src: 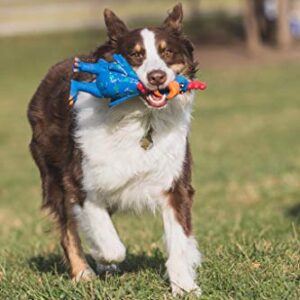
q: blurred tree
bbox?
[243,0,293,53]
[277,0,292,48]
[243,0,263,53]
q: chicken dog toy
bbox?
[69,54,206,107]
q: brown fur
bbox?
[167,141,195,236]
[61,216,90,279]
[27,3,196,278]
[114,27,197,77]
[28,58,89,274]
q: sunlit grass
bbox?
[0,31,299,299]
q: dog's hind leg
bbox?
[29,141,95,281]
[60,211,96,281]
[73,193,126,266]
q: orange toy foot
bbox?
[68,96,74,107]
[166,81,180,100]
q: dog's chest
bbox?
[74,94,191,211]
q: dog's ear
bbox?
[163,3,184,33]
[104,9,128,43]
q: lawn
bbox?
[0,31,299,299]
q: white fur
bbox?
[73,197,126,263]
[74,92,192,213]
[162,203,201,296]
[136,29,175,90]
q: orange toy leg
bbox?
[166,81,180,100]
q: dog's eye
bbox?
[131,52,144,59]
[165,49,173,57]
[161,48,173,58]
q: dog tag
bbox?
[140,127,153,150]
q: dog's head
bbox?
[102,3,196,109]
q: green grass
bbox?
[0,31,300,299]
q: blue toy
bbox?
[69,54,206,108]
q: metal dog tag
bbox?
[140,127,153,150]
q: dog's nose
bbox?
[147,70,167,86]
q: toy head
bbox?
[102,3,196,109]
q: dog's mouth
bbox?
[137,81,181,109]
[143,92,168,109]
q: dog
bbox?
[27,3,201,296]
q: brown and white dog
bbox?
[28,3,201,296]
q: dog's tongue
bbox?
[145,92,167,108]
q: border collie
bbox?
[28,3,201,296]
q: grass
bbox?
[0,30,300,299]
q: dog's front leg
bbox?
[73,193,126,269]
[162,183,201,297]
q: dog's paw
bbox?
[72,267,96,282]
[99,242,126,263]
[171,283,201,298]
[166,258,201,298]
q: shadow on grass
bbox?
[286,203,300,224]
[28,249,165,277]
[120,249,165,275]
[28,253,67,276]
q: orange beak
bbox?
[166,81,180,100]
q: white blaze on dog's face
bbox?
[103,4,196,109]
[135,29,175,91]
